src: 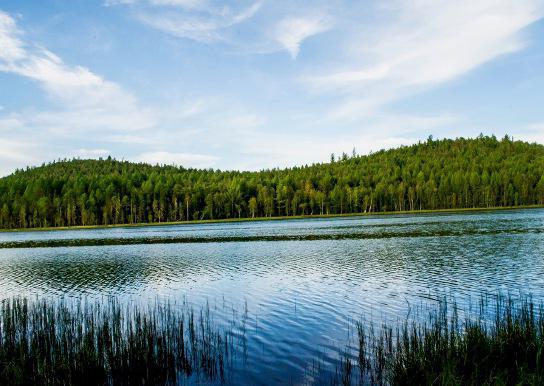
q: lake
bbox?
[0,208,543,384]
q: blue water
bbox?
[0,209,543,384]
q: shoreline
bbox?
[0,204,542,233]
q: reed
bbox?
[0,297,233,385]
[2,295,544,385]
[338,296,544,385]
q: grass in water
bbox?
[336,296,544,385]
[1,295,543,385]
[0,297,235,385]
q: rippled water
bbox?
[0,209,543,384]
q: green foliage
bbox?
[0,135,543,229]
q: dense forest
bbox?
[0,135,543,229]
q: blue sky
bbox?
[0,0,543,175]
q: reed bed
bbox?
[1,295,544,385]
[336,296,544,385]
[0,297,234,385]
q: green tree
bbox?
[0,136,542,229]
[249,197,258,218]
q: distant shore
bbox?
[0,204,542,233]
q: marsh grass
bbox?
[333,295,544,385]
[1,295,544,385]
[0,297,234,385]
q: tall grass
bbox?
[1,295,544,385]
[338,296,544,385]
[0,297,234,385]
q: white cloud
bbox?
[105,0,206,8]
[511,123,544,144]
[305,0,544,121]
[136,1,261,43]
[200,110,458,170]
[0,114,24,131]
[104,0,136,6]
[0,10,162,174]
[0,137,41,176]
[135,151,218,167]
[0,15,155,122]
[120,1,333,58]
[383,0,539,86]
[222,131,421,171]
[0,11,155,133]
[74,148,110,158]
[0,12,26,62]
[308,64,391,89]
[274,15,330,58]
[0,138,38,162]
[224,113,263,131]
[150,0,205,7]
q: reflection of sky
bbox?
[0,209,543,383]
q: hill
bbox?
[1,135,543,229]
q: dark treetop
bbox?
[1,135,543,229]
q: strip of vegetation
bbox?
[1,136,543,230]
[0,226,542,249]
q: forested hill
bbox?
[1,135,543,229]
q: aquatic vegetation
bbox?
[1,225,542,249]
[0,297,234,385]
[336,296,544,385]
[1,295,544,385]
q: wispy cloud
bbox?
[273,14,331,58]
[0,138,39,163]
[105,0,207,9]
[135,1,261,43]
[135,151,218,167]
[0,10,155,134]
[0,8,264,174]
[74,148,110,158]
[260,114,454,168]
[0,10,160,174]
[305,0,544,120]
[513,122,544,144]
[0,12,26,61]
[109,0,333,58]
[312,1,543,89]
[149,0,207,8]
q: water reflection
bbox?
[0,209,543,384]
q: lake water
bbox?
[0,209,543,384]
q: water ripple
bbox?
[0,209,543,384]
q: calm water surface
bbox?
[0,209,543,384]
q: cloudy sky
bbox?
[0,0,543,175]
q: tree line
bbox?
[0,135,543,229]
